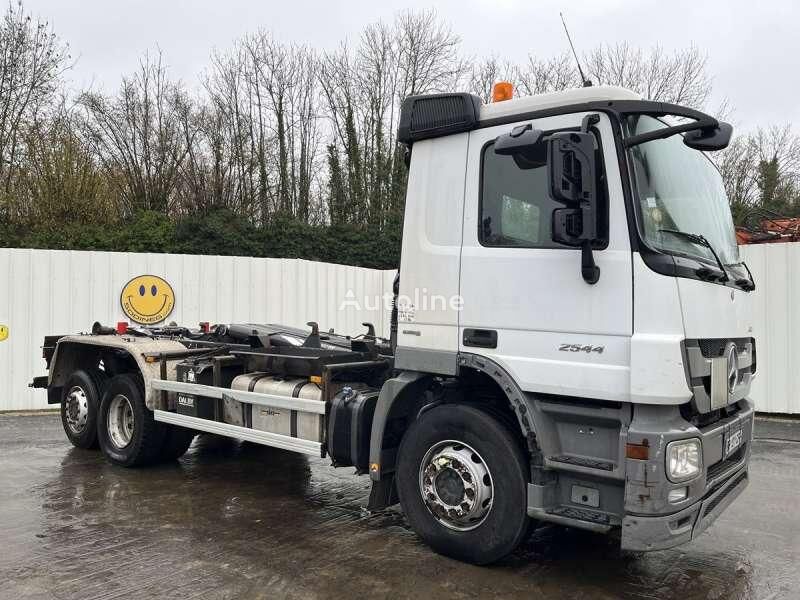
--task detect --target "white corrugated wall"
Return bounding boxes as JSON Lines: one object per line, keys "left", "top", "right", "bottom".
{"left": 0, "top": 249, "right": 396, "bottom": 411}
{"left": 2, "top": 246, "right": 798, "bottom": 413}
{"left": 740, "top": 243, "right": 800, "bottom": 414}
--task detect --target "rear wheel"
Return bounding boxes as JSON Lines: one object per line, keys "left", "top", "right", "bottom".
{"left": 97, "top": 374, "right": 165, "bottom": 467}
{"left": 60, "top": 369, "right": 108, "bottom": 449}
{"left": 396, "top": 404, "right": 530, "bottom": 564}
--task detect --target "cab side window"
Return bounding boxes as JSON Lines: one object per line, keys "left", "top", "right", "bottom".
{"left": 479, "top": 138, "right": 606, "bottom": 248}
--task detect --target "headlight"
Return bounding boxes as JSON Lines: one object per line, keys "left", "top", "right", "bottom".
{"left": 666, "top": 438, "right": 702, "bottom": 482}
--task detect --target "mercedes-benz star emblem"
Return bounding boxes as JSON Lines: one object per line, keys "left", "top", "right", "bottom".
{"left": 725, "top": 342, "right": 739, "bottom": 397}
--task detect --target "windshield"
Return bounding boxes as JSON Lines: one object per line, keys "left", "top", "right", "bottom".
{"left": 625, "top": 115, "right": 739, "bottom": 266}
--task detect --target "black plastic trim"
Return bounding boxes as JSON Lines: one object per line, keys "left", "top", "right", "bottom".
{"left": 398, "top": 93, "right": 482, "bottom": 144}
{"left": 463, "top": 328, "right": 498, "bottom": 348}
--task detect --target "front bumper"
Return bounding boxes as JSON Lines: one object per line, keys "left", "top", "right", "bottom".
{"left": 621, "top": 465, "right": 748, "bottom": 551}
{"left": 620, "top": 399, "right": 754, "bottom": 551}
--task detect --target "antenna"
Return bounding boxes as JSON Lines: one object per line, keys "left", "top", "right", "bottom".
{"left": 560, "top": 12, "right": 592, "bottom": 88}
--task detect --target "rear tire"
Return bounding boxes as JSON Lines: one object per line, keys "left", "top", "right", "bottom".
{"left": 60, "top": 369, "right": 108, "bottom": 449}
{"left": 159, "top": 426, "right": 196, "bottom": 461}
{"left": 97, "top": 374, "right": 165, "bottom": 467}
{"left": 396, "top": 404, "right": 530, "bottom": 565}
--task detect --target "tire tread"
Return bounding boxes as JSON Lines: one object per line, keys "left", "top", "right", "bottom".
{"left": 396, "top": 403, "right": 530, "bottom": 564}
{"left": 98, "top": 373, "right": 166, "bottom": 467}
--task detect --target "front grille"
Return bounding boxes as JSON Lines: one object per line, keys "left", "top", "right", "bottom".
{"left": 681, "top": 401, "right": 742, "bottom": 428}
{"left": 707, "top": 444, "right": 746, "bottom": 480}
{"left": 698, "top": 338, "right": 751, "bottom": 358}
{"left": 704, "top": 471, "right": 747, "bottom": 515}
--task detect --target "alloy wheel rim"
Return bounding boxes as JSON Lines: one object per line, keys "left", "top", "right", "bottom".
{"left": 418, "top": 440, "right": 494, "bottom": 531}
{"left": 65, "top": 386, "right": 89, "bottom": 435}
{"left": 107, "top": 394, "right": 134, "bottom": 449}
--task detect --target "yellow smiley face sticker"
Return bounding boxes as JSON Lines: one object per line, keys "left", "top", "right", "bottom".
{"left": 0, "top": 324, "right": 8, "bottom": 341}
{"left": 120, "top": 275, "right": 175, "bottom": 325}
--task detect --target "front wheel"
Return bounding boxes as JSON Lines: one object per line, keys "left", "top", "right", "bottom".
{"left": 97, "top": 374, "right": 165, "bottom": 467}
{"left": 396, "top": 404, "right": 530, "bottom": 564}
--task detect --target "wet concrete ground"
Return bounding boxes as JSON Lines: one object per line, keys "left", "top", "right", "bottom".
{"left": 1, "top": 413, "right": 798, "bottom": 600}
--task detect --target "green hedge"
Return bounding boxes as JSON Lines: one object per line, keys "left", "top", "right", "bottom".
{"left": 0, "top": 209, "right": 402, "bottom": 270}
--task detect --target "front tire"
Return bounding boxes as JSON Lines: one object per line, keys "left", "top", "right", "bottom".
{"left": 396, "top": 404, "right": 530, "bottom": 564}
{"left": 60, "top": 369, "right": 108, "bottom": 449}
{"left": 97, "top": 374, "right": 165, "bottom": 467}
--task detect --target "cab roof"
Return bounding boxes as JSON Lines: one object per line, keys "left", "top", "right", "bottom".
{"left": 478, "top": 86, "right": 641, "bottom": 122}
{"left": 397, "top": 86, "right": 642, "bottom": 144}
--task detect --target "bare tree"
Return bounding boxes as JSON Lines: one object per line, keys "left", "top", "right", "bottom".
{"left": 585, "top": 43, "right": 711, "bottom": 108}
{"left": 80, "top": 52, "right": 194, "bottom": 215}
{"left": 203, "top": 33, "right": 323, "bottom": 224}
{"left": 717, "top": 135, "right": 760, "bottom": 217}
{"left": 203, "top": 46, "right": 260, "bottom": 218}
{"left": 319, "top": 9, "right": 467, "bottom": 226}
{"left": 516, "top": 53, "right": 579, "bottom": 96}
{"left": 716, "top": 124, "right": 800, "bottom": 222}
{"left": 0, "top": 0, "right": 69, "bottom": 199}
{"left": 15, "top": 101, "right": 111, "bottom": 224}
{"left": 6, "top": 0, "right": 789, "bottom": 257}
{"left": 174, "top": 96, "right": 235, "bottom": 215}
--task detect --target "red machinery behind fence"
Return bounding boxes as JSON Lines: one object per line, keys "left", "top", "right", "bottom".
{"left": 736, "top": 209, "right": 800, "bottom": 244}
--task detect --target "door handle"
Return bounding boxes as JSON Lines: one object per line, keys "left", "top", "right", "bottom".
{"left": 463, "top": 329, "right": 498, "bottom": 348}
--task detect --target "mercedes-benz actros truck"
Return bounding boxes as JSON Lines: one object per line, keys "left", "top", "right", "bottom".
{"left": 32, "top": 84, "right": 756, "bottom": 564}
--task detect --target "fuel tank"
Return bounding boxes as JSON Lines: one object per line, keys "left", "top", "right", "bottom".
{"left": 229, "top": 374, "right": 324, "bottom": 442}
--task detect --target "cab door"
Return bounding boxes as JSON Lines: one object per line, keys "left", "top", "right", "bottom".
{"left": 458, "top": 112, "right": 633, "bottom": 402}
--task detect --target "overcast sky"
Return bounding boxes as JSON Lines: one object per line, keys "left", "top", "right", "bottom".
{"left": 25, "top": 0, "right": 800, "bottom": 133}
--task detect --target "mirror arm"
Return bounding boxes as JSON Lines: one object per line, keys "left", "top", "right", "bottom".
{"left": 581, "top": 240, "right": 600, "bottom": 284}
{"left": 581, "top": 113, "right": 600, "bottom": 133}
{"left": 623, "top": 117, "right": 717, "bottom": 147}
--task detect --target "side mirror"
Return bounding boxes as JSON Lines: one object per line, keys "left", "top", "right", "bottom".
{"left": 548, "top": 130, "right": 601, "bottom": 284}
{"left": 683, "top": 122, "right": 733, "bottom": 151}
{"left": 548, "top": 131, "right": 597, "bottom": 207}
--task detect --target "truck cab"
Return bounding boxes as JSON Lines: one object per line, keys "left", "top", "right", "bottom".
{"left": 390, "top": 85, "right": 754, "bottom": 554}
{"left": 35, "top": 85, "right": 756, "bottom": 565}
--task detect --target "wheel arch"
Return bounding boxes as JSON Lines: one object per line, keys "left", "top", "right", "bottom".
{"left": 456, "top": 353, "right": 539, "bottom": 453}
{"left": 369, "top": 354, "right": 541, "bottom": 485}
{"left": 369, "top": 370, "right": 435, "bottom": 482}
{"left": 49, "top": 336, "right": 185, "bottom": 410}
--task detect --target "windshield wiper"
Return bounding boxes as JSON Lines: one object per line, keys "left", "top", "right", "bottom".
{"left": 725, "top": 260, "right": 757, "bottom": 291}
{"left": 657, "top": 229, "right": 730, "bottom": 283}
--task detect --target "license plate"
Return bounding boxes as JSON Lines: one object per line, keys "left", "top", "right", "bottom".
{"left": 725, "top": 428, "right": 744, "bottom": 457}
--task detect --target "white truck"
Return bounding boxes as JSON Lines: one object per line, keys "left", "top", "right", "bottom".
{"left": 32, "top": 84, "right": 756, "bottom": 565}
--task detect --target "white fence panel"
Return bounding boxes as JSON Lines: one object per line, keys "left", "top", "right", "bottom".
{"left": 3, "top": 245, "right": 799, "bottom": 413}
{"left": 0, "top": 249, "right": 394, "bottom": 411}
{"left": 741, "top": 243, "right": 800, "bottom": 414}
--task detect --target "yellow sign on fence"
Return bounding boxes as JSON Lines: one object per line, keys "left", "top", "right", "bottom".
{"left": 120, "top": 275, "right": 175, "bottom": 325}
{"left": 0, "top": 324, "right": 7, "bottom": 341}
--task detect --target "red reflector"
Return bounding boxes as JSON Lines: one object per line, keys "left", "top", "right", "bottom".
{"left": 626, "top": 443, "right": 649, "bottom": 460}
{"left": 200, "top": 321, "right": 210, "bottom": 333}
{"left": 117, "top": 322, "right": 129, "bottom": 334}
